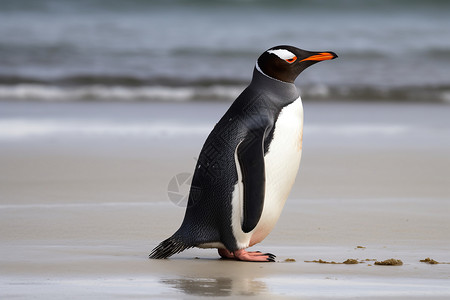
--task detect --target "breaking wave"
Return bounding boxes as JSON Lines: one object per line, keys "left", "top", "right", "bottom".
{"left": 0, "top": 84, "right": 243, "bottom": 102}
{"left": 0, "top": 82, "right": 449, "bottom": 103}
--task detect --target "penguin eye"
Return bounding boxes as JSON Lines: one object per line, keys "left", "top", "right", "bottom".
{"left": 285, "top": 56, "right": 297, "bottom": 64}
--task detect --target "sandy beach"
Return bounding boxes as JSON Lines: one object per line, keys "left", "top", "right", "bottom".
{"left": 0, "top": 101, "right": 449, "bottom": 299}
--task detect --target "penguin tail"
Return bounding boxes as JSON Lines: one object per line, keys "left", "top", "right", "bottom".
{"left": 149, "top": 235, "right": 192, "bottom": 259}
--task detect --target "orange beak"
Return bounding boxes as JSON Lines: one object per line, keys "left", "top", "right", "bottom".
{"left": 299, "top": 52, "right": 338, "bottom": 62}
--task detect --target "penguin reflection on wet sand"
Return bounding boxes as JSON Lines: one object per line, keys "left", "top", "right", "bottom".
{"left": 150, "top": 45, "right": 337, "bottom": 262}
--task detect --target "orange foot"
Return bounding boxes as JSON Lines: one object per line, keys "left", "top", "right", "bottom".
{"left": 218, "top": 248, "right": 275, "bottom": 262}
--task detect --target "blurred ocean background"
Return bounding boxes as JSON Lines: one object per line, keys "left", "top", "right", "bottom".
{"left": 1, "top": 0, "right": 450, "bottom": 142}
{"left": 1, "top": 0, "right": 450, "bottom": 103}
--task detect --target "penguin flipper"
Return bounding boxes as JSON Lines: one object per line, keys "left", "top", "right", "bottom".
{"left": 237, "top": 127, "right": 267, "bottom": 233}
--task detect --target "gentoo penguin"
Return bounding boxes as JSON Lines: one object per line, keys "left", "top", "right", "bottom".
{"left": 150, "top": 45, "right": 337, "bottom": 262}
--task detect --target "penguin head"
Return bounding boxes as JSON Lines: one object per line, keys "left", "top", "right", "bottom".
{"left": 257, "top": 45, "right": 338, "bottom": 83}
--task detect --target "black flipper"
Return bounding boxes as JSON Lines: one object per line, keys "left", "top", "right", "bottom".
{"left": 237, "top": 127, "right": 268, "bottom": 233}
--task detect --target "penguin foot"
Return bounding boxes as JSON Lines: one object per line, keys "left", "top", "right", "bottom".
{"left": 218, "top": 248, "right": 275, "bottom": 262}
{"left": 234, "top": 249, "right": 276, "bottom": 262}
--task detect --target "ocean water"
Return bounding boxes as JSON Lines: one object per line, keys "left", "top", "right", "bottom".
{"left": 1, "top": 101, "right": 449, "bottom": 153}
{"left": 0, "top": 0, "right": 450, "bottom": 103}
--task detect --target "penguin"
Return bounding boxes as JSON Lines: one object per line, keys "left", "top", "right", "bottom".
{"left": 150, "top": 45, "right": 337, "bottom": 262}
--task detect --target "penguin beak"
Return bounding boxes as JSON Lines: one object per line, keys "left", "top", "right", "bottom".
{"left": 300, "top": 52, "right": 338, "bottom": 62}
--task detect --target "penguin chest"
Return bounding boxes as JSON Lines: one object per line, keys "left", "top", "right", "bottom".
{"left": 250, "top": 98, "right": 304, "bottom": 245}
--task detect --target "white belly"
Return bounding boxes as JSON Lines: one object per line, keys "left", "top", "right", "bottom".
{"left": 231, "top": 97, "right": 303, "bottom": 249}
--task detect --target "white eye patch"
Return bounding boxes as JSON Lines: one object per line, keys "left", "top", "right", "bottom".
{"left": 267, "top": 49, "right": 296, "bottom": 61}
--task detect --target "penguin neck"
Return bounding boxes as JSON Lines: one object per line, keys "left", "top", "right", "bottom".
{"left": 252, "top": 64, "right": 299, "bottom": 102}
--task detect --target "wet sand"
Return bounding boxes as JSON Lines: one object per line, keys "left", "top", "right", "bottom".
{"left": 1, "top": 101, "right": 450, "bottom": 299}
